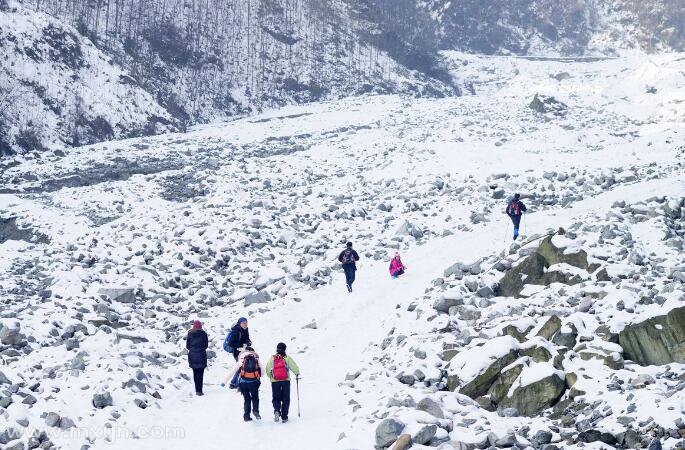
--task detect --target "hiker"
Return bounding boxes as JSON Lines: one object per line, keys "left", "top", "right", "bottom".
{"left": 505, "top": 193, "right": 527, "bottom": 240}
{"left": 265, "top": 342, "right": 300, "bottom": 423}
{"left": 186, "top": 320, "right": 208, "bottom": 396}
{"left": 389, "top": 252, "right": 406, "bottom": 278}
{"left": 223, "top": 317, "right": 251, "bottom": 361}
{"left": 224, "top": 347, "right": 262, "bottom": 421}
{"left": 338, "top": 241, "right": 360, "bottom": 292}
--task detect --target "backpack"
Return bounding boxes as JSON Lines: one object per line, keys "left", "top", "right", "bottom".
{"left": 223, "top": 329, "right": 235, "bottom": 353}
{"left": 240, "top": 354, "right": 261, "bottom": 380}
{"left": 509, "top": 200, "right": 521, "bottom": 216}
{"left": 272, "top": 355, "right": 288, "bottom": 381}
{"left": 341, "top": 249, "right": 355, "bottom": 264}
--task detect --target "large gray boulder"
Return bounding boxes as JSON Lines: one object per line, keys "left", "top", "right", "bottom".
{"left": 498, "top": 373, "right": 566, "bottom": 416}
{"left": 99, "top": 287, "right": 136, "bottom": 303}
{"left": 375, "top": 418, "right": 405, "bottom": 448}
{"left": 619, "top": 306, "right": 685, "bottom": 365}
{"left": 497, "top": 235, "right": 589, "bottom": 297}
{"left": 244, "top": 290, "right": 271, "bottom": 306}
{"left": 92, "top": 391, "right": 113, "bottom": 409}
{"left": 395, "top": 220, "right": 424, "bottom": 239}
{"left": 0, "top": 322, "right": 25, "bottom": 346}
{"left": 457, "top": 349, "right": 519, "bottom": 399}
{"left": 417, "top": 397, "right": 444, "bottom": 419}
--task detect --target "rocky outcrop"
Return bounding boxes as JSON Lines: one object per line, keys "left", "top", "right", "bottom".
{"left": 497, "top": 235, "right": 589, "bottom": 297}
{"left": 498, "top": 373, "right": 566, "bottom": 416}
{"left": 619, "top": 306, "right": 685, "bottom": 365}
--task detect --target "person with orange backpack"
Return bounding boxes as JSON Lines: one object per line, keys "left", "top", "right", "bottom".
{"left": 505, "top": 193, "right": 527, "bottom": 240}
{"left": 265, "top": 342, "right": 300, "bottom": 423}
{"left": 223, "top": 347, "right": 262, "bottom": 421}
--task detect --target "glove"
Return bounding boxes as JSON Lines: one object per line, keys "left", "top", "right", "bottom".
{"left": 220, "top": 383, "right": 225, "bottom": 387}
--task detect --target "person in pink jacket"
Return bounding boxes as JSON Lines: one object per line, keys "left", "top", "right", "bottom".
{"left": 389, "top": 253, "right": 406, "bottom": 278}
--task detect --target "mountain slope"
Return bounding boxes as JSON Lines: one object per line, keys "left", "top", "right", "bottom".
{"left": 0, "top": 1, "right": 180, "bottom": 155}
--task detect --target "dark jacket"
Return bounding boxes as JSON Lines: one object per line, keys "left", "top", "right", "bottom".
{"left": 228, "top": 323, "right": 251, "bottom": 351}
{"left": 338, "top": 248, "right": 360, "bottom": 267}
{"left": 506, "top": 198, "right": 527, "bottom": 217}
{"left": 186, "top": 329, "right": 208, "bottom": 369}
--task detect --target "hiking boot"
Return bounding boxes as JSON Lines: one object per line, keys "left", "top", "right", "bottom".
{"left": 253, "top": 412, "right": 261, "bottom": 420}
{"left": 282, "top": 417, "right": 289, "bottom": 423}
{"left": 244, "top": 416, "right": 252, "bottom": 422}
{"left": 195, "top": 392, "right": 204, "bottom": 396}
{"left": 274, "top": 411, "right": 281, "bottom": 422}
{"left": 346, "top": 284, "right": 351, "bottom": 292}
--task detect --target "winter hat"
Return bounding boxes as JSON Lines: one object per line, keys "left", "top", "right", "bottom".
{"left": 192, "top": 320, "right": 202, "bottom": 329}
{"left": 346, "top": 242, "right": 353, "bottom": 248}
{"left": 276, "top": 342, "right": 287, "bottom": 355}
{"left": 237, "top": 317, "right": 248, "bottom": 325}
{"left": 395, "top": 252, "right": 401, "bottom": 258}
{"left": 514, "top": 193, "right": 521, "bottom": 200}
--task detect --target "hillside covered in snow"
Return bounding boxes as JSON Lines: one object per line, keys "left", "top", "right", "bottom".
{"left": 0, "top": 50, "right": 684, "bottom": 450}
{"left": 2, "top": 0, "right": 685, "bottom": 155}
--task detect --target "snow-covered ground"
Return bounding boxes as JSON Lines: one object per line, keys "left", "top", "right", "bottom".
{"left": 0, "top": 52, "right": 684, "bottom": 450}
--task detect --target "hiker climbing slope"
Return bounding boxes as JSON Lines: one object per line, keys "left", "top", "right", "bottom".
{"left": 338, "top": 241, "right": 360, "bottom": 292}
{"left": 505, "top": 193, "right": 527, "bottom": 240}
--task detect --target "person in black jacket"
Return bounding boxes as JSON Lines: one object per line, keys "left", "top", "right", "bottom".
{"left": 186, "top": 320, "right": 209, "bottom": 396}
{"left": 505, "top": 193, "right": 528, "bottom": 240}
{"left": 227, "top": 317, "right": 251, "bottom": 361}
{"left": 338, "top": 242, "right": 360, "bottom": 293}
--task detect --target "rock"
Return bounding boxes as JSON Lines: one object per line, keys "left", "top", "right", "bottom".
{"left": 0, "top": 427, "right": 21, "bottom": 445}
{"left": 6, "top": 441, "right": 25, "bottom": 450}
{"left": 476, "top": 286, "right": 495, "bottom": 298}
{"left": 619, "top": 306, "right": 685, "bottom": 365}
{"left": 45, "top": 412, "right": 61, "bottom": 427}
{"left": 488, "top": 363, "right": 524, "bottom": 403}
{"left": 532, "top": 430, "right": 552, "bottom": 446}
{"left": 647, "top": 439, "right": 662, "bottom": 450}
{"left": 391, "top": 434, "right": 412, "bottom": 450}
{"left": 59, "top": 417, "right": 75, "bottom": 429}
{"left": 92, "top": 391, "right": 113, "bottom": 409}
{"left": 433, "top": 293, "right": 463, "bottom": 313}
{"left": 413, "top": 424, "right": 438, "bottom": 445}
{"left": 536, "top": 315, "right": 562, "bottom": 340}
{"left": 0, "top": 323, "right": 25, "bottom": 346}
{"left": 521, "top": 346, "right": 552, "bottom": 363}
{"left": 244, "top": 290, "right": 271, "bottom": 306}
{"left": 497, "top": 253, "right": 547, "bottom": 297}
{"left": 375, "top": 418, "right": 405, "bottom": 448}
{"left": 417, "top": 397, "right": 444, "bottom": 419}
{"left": 457, "top": 349, "right": 519, "bottom": 398}
{"left": 0, "top": 370, "right": 11, "bottom": 385}
{"left": 499, "top": 373, "right": 566, "bottom": 416}
{"left": 529, "top": 94, "right": 568, "bottom": 116}
{"left": 536, "top": 236, "right": 588, "bottom": 270}
{"left": 98, "top": 287, "right": 136, "bottom": 303}
{"left": 395, "top": 220, "right": 424, "bottom": 239}
{"left": 577, "top": 430, "right": 617, "bottom": 445}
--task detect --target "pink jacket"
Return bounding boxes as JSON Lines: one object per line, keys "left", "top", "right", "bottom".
{"left": 389, "top": 257, "right": 405, "bottom": 276}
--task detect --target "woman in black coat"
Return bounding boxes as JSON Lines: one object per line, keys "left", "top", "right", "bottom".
{"left": 186, "top": 320, "right": 209, "bottom": 396}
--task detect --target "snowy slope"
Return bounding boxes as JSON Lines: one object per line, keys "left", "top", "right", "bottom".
{"left": 0, "top": 53, "right": 684, "bottom": 450}
{"left": 0, "top": 1, "right": 180, "bottom": 155}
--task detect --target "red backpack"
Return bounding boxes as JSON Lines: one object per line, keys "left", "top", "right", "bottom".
{"left": 509, "top": 200, "right": 521, "bottom": 215}
{"left": 272, "top": 355, "right": 288, "bottom": 381}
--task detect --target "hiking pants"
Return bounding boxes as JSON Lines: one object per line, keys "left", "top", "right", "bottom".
{"left": 271, "top": 380, "right": 291, "bottom": 420}
{"left": 510, "top": 214, "right": 521, "bottom": 231}
{"left": 192, "top": 368, "right": 204, "bottom": 393}
{"left": 239, "top": 382, "right": 260, "bottom": 418}
{"left": 343, "top": 265, "right": 356, "bottom": 287}
{"left": 392, "top": 268, "right": 405, "bottom": 278}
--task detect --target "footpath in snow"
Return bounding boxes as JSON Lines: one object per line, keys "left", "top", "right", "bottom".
{"left": 115, "top": 175, "right": 684, "bottom": 450}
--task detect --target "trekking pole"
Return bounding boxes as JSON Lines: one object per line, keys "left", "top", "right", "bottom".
{"left": 296, "top": 375, "right": 301, "bottom": 417}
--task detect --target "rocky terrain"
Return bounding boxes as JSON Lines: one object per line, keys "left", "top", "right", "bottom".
{"left": 0, "top": 53, "right": 683, "bottom": 449}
